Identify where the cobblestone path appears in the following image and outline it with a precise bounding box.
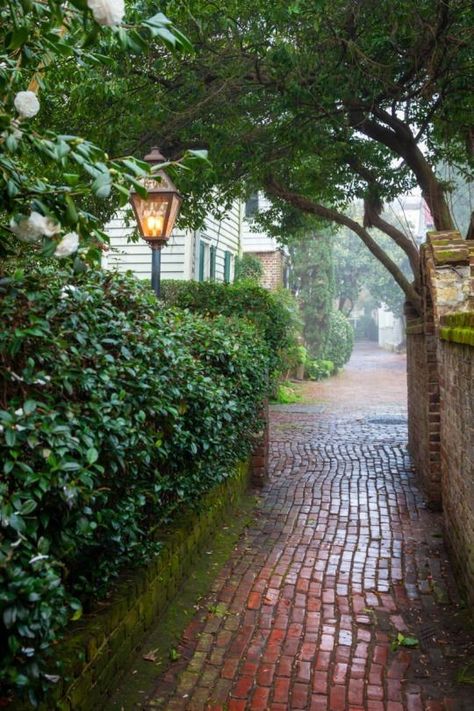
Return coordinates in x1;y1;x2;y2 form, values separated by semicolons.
133;343;474;710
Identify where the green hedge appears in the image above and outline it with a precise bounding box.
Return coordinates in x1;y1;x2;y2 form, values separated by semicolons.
0;269;270;704
234;254;264;283
161;279;301;376
320;310;354;370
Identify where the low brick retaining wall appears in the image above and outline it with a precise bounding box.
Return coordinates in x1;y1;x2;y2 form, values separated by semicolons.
13;460;252;711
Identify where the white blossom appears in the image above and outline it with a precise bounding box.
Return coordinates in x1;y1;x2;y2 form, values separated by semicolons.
14;90;40;119
60;285;78;299
55;232;79;258
29;554;49;564
33;375;51;385
10;212;60;243
87;0;125;26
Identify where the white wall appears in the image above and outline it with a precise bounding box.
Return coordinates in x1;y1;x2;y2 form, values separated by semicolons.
378;306;404;351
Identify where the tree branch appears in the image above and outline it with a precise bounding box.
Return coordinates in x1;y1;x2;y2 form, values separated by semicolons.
363;199;420;285
264;176;422;314
343;155;421;280
347;108;455;231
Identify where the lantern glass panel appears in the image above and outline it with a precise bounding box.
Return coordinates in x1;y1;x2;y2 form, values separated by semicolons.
133;194;171;239
166;194;183;237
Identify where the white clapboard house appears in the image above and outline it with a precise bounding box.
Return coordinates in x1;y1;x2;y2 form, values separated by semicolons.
103;201;242;284
103;195;289;290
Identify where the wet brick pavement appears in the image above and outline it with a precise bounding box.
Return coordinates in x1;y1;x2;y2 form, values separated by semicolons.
128;343;474;710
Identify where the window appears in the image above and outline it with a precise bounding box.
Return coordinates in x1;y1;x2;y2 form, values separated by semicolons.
224;251;233;283
245;193;259;218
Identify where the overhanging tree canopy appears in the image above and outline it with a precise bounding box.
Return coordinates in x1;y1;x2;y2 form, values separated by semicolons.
38;0;474;310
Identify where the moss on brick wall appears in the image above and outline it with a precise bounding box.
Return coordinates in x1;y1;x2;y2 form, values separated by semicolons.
439;311;474;347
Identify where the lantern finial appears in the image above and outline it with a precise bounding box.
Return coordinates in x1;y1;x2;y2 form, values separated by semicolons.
144;147;167;164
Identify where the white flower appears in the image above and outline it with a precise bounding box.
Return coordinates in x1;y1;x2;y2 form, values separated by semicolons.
14;91;40;119
33;376;51;385
29;554;49;564
87;0;125;26
60;285;77;299
55;232;79;258
10;212;60;243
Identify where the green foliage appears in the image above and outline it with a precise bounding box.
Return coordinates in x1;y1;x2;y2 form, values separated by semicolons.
272;383;301;405
234;254;263;284
333;205;410;318
64;0;471;234
320;310;354;371
391;632;419;652
0;0;197;264
289;227;334;358
161;280;301;376
304;359;335;381
0;268;270;702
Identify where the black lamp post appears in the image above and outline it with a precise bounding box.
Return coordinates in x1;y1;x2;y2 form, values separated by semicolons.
130;147;182;297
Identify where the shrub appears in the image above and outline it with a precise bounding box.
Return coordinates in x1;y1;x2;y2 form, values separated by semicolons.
234;254;264;283
320;310;354;370
305;359;335;381
0;268;270;702
272;383;301;404
161;280;301;376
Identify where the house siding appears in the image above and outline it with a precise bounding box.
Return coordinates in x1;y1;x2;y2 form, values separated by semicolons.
104;203;241;283
199;203;241;282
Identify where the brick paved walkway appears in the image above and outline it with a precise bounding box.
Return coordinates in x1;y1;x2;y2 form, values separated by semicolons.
119;343;474;710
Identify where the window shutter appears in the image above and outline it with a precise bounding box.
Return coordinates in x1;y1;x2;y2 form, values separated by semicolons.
210;246;217;281
224;251;231;283
198;241;205;281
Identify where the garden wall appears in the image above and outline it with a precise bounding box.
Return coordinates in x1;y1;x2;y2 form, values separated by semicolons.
438;314;474;603
406;231;474;601
406;310;441;508
12;461;253;711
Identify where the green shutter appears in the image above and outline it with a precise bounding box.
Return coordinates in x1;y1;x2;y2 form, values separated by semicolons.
210;246;216;281
224;251;231;283
198;241;205;281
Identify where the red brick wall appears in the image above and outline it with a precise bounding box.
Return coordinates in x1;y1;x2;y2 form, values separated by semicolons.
439;322;474;603
252;251;285;290
406;317;442;509
406;231;474;600
406;244;443;509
